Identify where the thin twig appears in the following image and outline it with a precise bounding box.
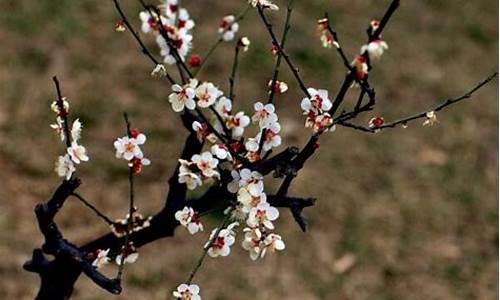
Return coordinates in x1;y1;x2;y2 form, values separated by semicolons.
257;5;310;98
52;76;72;148
186;214;231;284
337;72;497;132
112;0;175;84
116;113;135;280
228;44;240;101
71;193;114;225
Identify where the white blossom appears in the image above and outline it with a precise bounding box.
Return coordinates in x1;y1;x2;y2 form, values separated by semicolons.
174;206;204;235
242;227;263;260
168;79;198;112
92;248;110;269
301;88;332;113
50;98;69;114
238;36;251;52
205;223;238;258
115;252;139;265
214;97;232;118
361;40;388;61
173;283;201;300
151;64;168;78
252;102;278;128
195;82;223;108
71;118;82;142
191;152;219;178
218;15;239;41
50;117;65;142
237;186;267;213
178;159;203;190
67;141;89;164
211;144;232;161
114;135;145;161
55;154;75;180
247;202;279;230
226;111;250;139
249;0;279;10
261;233;285;257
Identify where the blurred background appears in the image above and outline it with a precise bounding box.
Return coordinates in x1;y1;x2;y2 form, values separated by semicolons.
0;0;498;299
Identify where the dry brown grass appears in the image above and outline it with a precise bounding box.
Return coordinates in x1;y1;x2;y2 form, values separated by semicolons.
0;0;498;299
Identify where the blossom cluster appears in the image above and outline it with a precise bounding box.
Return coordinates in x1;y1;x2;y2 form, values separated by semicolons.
178;151;221;191
352;20;389;82
51;98;89;180
218;15;239;42
91;242;139;269
300;88;336;133
228;168;285;260
317;18;338;49
245;101;282;160
139;0;195;65
114;128;150;174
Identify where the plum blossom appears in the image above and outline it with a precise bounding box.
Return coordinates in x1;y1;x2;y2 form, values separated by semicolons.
115;242;139;265
139;10;162;33
309;113;334;133
214;97;232;118
260;121;282;151
301;88;335;133
50;98;69;115
67;141;89;164
115;252;139;265
205;222;238;258
226;111;250;139
423;111;438;126
262;233;285;256
92;248;110;269
317;18;339;48
238;36;251;52
151;63;167;78
55;154;75;180
192;121;217;143
115;20;126;32
361;40;389;61
50;117;65;142
114;135;145;161
218;15;239;42
169;79;198;112
176;8;195;30
268;80;288;94
138;2;196;65
242;227;263;260
237;186;267;213
191;152;220;178
175;206;203;234
156;29;193;65
173;283;201;300
71;118;82;142
351;55;368;80
245;121;282;152
249;0;279;10
301;88;332;113
252;102;278;128
211;144;232;161
195;82;223;108
239;168;264;192
178;159;203;190
247;202;279;230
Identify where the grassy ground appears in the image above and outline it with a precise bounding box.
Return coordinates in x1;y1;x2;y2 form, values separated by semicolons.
0;0;498;299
